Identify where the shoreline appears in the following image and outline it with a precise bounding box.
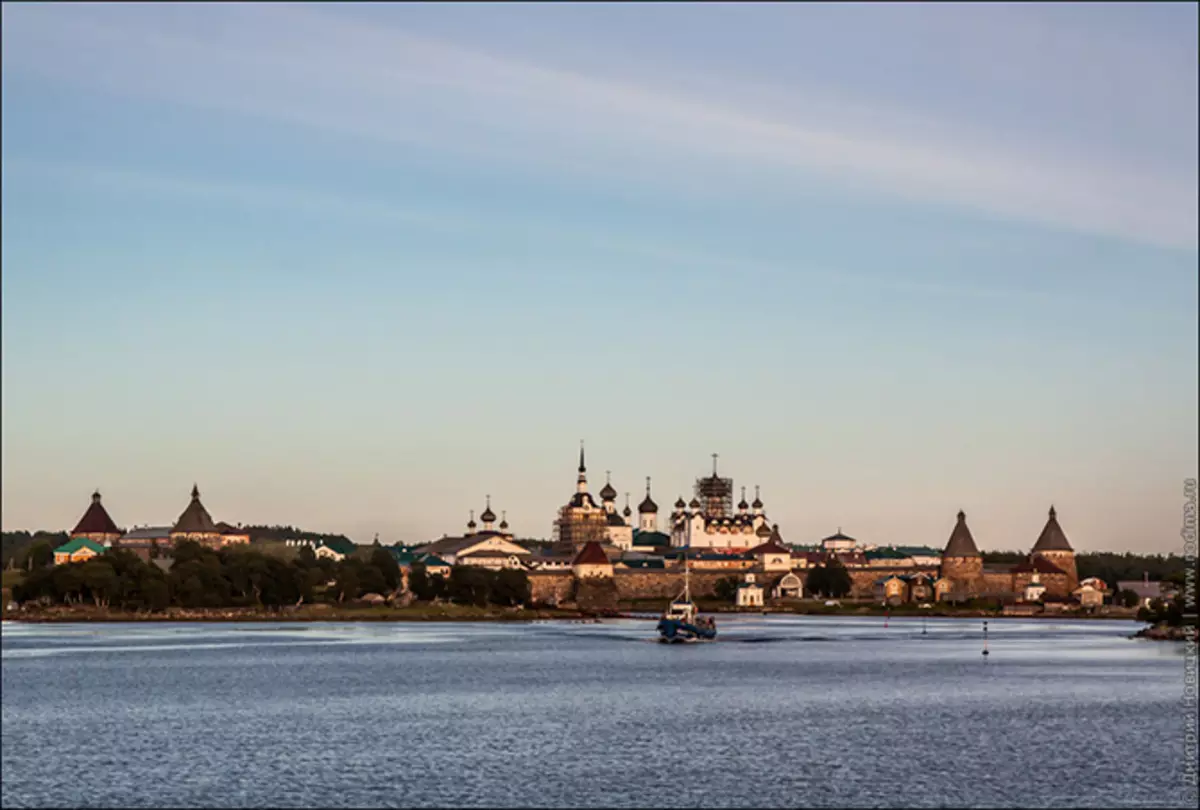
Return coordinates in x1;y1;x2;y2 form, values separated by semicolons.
2;604;1147;625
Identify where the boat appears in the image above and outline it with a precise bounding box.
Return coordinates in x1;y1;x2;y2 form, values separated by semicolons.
656;549;717;643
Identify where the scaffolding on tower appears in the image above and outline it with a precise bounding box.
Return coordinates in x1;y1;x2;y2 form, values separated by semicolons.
694;453;734;518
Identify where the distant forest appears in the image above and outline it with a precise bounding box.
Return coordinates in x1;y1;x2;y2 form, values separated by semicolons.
983;550;1193;585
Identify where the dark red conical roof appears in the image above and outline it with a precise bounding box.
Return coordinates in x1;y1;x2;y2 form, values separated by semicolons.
71;491;120;535
1031;505;1073;552
572;541;610;566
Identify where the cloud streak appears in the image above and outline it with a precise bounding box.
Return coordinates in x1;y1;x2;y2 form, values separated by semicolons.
2;3;1197;249
4;155;1087;307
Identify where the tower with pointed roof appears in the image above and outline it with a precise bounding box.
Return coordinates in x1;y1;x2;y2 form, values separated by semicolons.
553;441;610;554
1029;505;1077;593
938;509;984;596
69;490;123;546
170;484;223;549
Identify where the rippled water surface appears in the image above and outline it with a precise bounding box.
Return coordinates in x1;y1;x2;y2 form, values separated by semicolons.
1;616;1193;808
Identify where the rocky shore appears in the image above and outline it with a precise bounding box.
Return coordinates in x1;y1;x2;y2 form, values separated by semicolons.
1133;623;1199;642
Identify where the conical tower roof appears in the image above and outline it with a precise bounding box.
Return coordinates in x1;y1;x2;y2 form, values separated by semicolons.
943;510;981;558
1031;505;1073;552
71;490;120;535
173;484;217;534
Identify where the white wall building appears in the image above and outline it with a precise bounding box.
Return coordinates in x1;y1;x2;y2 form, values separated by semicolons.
669;459;772;550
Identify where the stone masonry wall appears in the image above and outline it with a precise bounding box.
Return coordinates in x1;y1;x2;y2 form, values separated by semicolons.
528;572;574;606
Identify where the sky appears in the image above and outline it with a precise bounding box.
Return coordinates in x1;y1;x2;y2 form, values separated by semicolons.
1;2;1197;553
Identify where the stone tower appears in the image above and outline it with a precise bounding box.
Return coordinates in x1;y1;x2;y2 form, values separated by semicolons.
940;510;983;596
1030;505;1077;593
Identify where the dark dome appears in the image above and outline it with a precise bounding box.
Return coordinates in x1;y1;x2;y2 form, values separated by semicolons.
639;495;658;514
622;505;632;517
752;496;763;508
480;506;496;523
738;497;749;509
599;482;618;501
688;497;701;509
756;523;772;537
674;497;686;509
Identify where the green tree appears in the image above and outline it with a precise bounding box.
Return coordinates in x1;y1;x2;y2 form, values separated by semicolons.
448;566;491;607
409;562;432;600
1117;589;1141;609
369;547;402;592
142;578;170;612
825;559;852;599
492;569;530;607
713;576;739;602
805;565;829;598
297;545;317;568
335;565;361;602
81;560;118;608
27;541;54;571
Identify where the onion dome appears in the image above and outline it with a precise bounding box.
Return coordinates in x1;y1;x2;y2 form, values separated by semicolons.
499;511;509;531
756;522;772;538
738;486;749;511
638;477;658;513
751;485;763;509
674;496;686;509
599;471;617;502
688;497;701;510
622;494;633;519
467;510;477;531
480;496;496;524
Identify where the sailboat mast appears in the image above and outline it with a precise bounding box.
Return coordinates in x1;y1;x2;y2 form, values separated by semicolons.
684;548;691;603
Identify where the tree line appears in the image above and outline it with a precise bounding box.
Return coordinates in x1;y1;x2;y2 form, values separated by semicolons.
11;541;531;612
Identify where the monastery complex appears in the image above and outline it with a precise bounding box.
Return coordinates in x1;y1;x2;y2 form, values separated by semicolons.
50;444;1104;610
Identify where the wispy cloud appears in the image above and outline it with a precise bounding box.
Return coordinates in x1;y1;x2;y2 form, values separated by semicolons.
2;3;1196;249
4;155;1074;305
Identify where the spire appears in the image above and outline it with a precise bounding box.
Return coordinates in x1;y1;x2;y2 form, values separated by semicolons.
191;483;200;500
712;453;719;476
92;489;102;504
576;440;588;494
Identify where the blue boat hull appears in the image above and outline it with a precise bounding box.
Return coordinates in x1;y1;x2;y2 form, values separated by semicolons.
657;617;717;642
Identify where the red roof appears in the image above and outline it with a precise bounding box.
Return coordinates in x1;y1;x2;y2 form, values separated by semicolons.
749;540;789;555
572;541;610;566
71;492;120;535
1014;555;1065;575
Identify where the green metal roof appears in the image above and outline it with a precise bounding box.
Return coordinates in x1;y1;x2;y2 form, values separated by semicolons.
54;537;106;556
316;538;357;556
865;548;910;560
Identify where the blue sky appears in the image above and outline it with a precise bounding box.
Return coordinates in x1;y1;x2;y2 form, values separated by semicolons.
2;2;1196;552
